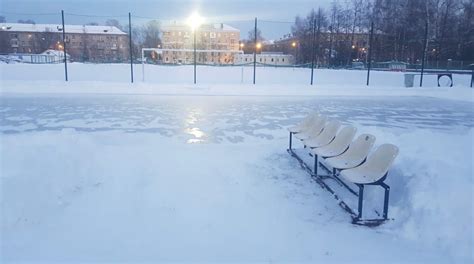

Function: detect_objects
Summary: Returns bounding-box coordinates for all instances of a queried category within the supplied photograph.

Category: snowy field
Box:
[1,64,473,263]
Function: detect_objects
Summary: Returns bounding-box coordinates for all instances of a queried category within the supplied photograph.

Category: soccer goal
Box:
[140,48,243,82]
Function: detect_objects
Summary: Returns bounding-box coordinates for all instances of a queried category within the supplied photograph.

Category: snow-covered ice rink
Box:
[1,64,473,263]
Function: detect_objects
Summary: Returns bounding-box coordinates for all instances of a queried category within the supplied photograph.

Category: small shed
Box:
[386,61,407,71]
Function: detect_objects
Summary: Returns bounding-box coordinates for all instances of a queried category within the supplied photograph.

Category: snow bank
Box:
[1,62,472,87]
[358,126,474,260]
[3,128,470,262]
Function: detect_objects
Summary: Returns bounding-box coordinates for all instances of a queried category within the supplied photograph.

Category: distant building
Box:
[0,23,129,62]
[160,22,240,64]
[235,52,294,66]
[270,32,373,65]
[5,49,70,64]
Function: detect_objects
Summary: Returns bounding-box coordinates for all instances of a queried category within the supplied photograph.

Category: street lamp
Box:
[187,12,204,84]
[291,41,298,65]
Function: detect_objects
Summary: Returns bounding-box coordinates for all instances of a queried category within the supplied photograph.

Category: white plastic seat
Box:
[311,126,357,158]
[340,144,399,184]
[323,134,376,170]
[294,116,327,140]
[287,113,320,134]
[303,120,341,148]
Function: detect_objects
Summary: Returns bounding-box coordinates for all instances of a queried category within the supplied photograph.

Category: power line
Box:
[0,11,59,16]
[260,19,294,24]
[65,12,128,18]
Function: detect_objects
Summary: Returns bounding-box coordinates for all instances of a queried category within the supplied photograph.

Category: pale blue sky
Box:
[1,0,333,39]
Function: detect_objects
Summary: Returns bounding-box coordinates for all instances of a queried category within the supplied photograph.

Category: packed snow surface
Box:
[1,64,473,263]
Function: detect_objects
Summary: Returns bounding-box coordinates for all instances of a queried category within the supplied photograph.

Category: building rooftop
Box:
[0,23,127,35]
[162,22,239,33]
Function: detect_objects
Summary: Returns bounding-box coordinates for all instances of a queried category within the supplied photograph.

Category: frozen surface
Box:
[1,94,473,263]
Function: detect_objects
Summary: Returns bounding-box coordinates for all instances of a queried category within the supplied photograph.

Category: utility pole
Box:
[253,17,257,85]
[129,12,134,83]
[366,21,374,86]
[310,16,317,85]
[420,20,428,87]
[194,27,197,84]
[61,10,68,81]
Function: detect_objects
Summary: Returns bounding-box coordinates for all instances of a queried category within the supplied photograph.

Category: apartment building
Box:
[160,22,240,65]
[0,23,129,62]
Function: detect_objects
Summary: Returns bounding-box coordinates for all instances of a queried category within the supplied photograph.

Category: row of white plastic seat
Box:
[287,113,399,222]
[288,113,398,185]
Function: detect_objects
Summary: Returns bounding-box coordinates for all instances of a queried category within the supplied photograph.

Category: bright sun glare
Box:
[187,12,204,30]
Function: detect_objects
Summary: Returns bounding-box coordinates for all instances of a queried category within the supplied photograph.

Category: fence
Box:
[0,10,473,87]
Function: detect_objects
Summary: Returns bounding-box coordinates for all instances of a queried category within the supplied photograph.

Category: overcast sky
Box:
[1,0,333,39]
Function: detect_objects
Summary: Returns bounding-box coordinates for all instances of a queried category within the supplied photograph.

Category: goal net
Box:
[141,48,243,81]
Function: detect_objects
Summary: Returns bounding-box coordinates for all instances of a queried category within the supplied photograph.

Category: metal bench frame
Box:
[288,131,391,226]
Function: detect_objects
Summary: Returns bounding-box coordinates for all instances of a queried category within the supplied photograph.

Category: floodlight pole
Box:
[194,28,197,84]
[310,17,316,85]
[420,20,428,87]
[61,10,68,82]
[253,17,257,85]
[471,70,473,88]
[129,12,134,83]
[366,21,374,86]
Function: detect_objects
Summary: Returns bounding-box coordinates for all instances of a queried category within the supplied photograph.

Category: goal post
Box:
[141,48,244,82]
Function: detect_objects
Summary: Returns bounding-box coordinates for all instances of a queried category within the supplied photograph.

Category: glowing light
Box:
[256,42,262,49]
[351,45,356,49]
[292,41,297,47]
[187,12,204,31]
[185,110,206,144]
[240,43,244,48]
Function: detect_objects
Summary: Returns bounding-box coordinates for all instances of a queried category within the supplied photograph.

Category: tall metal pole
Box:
[471,70,473,88]
[194,29,197,84]
[129,12,134,83]
[253,17,257,85]
[61,10,68,82]
[471,69,473,88]
[420,20,428,87]
[310,17,316,85]
[366,21,374,86]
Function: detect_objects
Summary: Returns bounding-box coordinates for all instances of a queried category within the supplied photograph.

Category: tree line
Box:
[244,0,473,67]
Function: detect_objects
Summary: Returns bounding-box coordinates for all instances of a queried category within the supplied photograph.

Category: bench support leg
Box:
[357,184,364,219]
[289,132,293,150]
[313,154,318,176]
[381,183,390,220]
